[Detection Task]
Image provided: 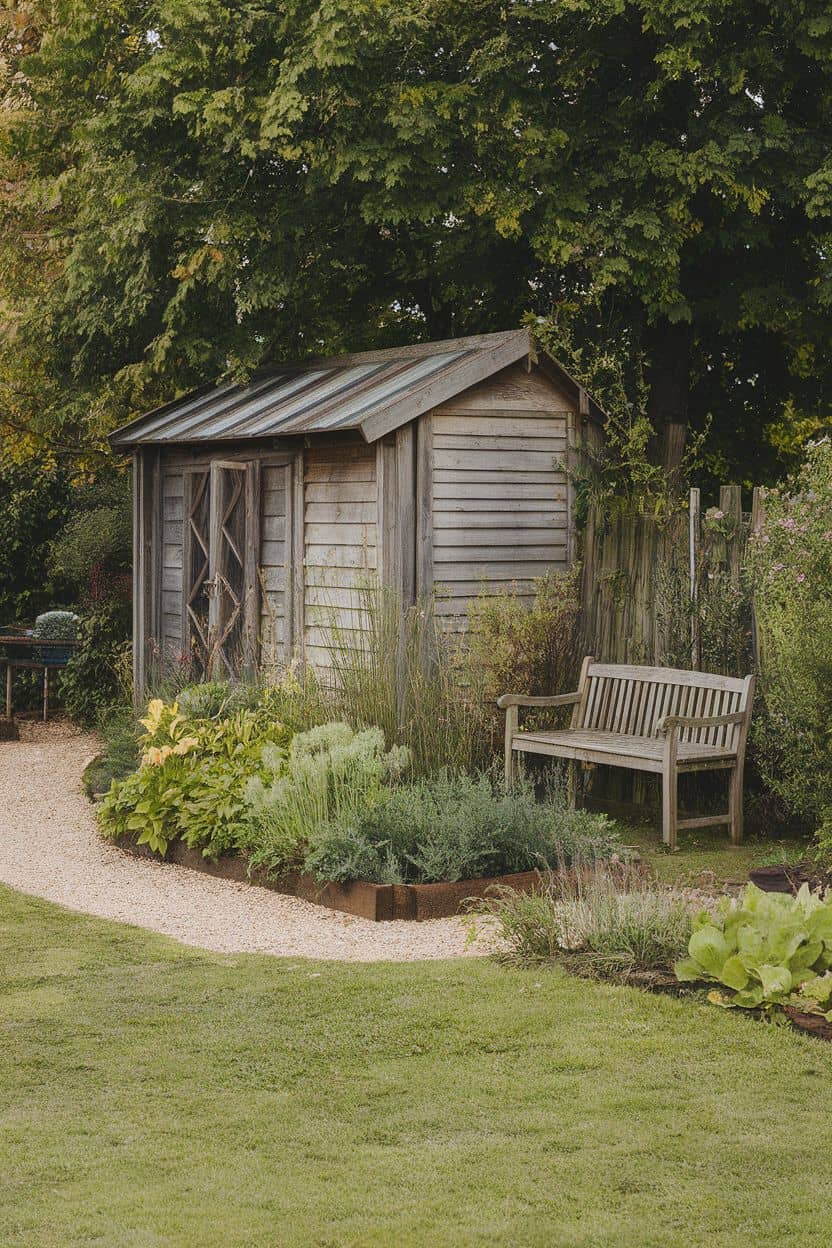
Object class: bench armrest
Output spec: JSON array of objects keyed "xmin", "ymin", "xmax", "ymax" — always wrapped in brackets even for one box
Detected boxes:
[
  {"xmin": 497, "ymin": 691, "xmax": 580, "ymax": 710},
  {"xmin": 657, "ymin": 712, "xmax": 746, "ymax": 735}
]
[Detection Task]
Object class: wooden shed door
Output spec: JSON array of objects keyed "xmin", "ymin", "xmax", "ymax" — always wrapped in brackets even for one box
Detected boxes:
[
  {"xmin": 184, "ymin": 461, "xmax": 260, "ymax": 679},
  {"xmin": 207, "ymin": 460, "xmax": 260, "ymax": 677}
]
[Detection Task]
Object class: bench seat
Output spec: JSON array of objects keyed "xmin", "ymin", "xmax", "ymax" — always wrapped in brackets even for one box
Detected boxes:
[
  {"xmin": 498, "ymin": 658, "xmax": 755, "ymax": 850},
  {"xmin": 511, "ymin": 729, "xmax": 738, "ymax": 773}
]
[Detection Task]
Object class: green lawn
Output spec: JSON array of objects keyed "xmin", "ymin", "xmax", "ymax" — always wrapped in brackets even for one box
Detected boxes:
[
  {"xmin": 618, "ymin": 821, "xmax": 808, "ymax": 888},
  {"xmin": 2, "ymin": 885, "xmax": 830, "ymax": 1248}
]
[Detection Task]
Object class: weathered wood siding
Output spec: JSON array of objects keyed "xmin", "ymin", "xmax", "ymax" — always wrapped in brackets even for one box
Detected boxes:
[
  {"xmin": 160, "ymin": 463, "xmax": 185, "ymax": 658},
  {"xmin": 259, "ymin": 463, "xmax": 289, "ymax": 666},
  {"xmin": 303, "ymin": 443, "xmax": 378, "ymax": 667},
  {"xmin": 428, "ymin": 364, "xmax": 573, "ymax": 618}
]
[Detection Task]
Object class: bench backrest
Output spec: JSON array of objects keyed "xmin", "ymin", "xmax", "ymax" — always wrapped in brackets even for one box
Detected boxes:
[{"xmin": 576, "ymin": 662, "xmax": 752, "ymax": 751}]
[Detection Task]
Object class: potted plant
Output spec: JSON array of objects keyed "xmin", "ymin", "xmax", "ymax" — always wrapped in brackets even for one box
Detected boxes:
[{"xmin": 31, "ymin": 611, "xmax": 79, "ymax": 665}]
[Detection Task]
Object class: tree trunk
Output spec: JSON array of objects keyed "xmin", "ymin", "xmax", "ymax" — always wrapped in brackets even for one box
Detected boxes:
[{"xmin": 645, "ymin": 319, "xmax": 692, "ymax": 476}]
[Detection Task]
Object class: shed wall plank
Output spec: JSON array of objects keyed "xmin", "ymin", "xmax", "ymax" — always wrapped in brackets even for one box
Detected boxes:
[{"xmin": 303, "ymin": 443, "xmax": 378, "ymax": 668}]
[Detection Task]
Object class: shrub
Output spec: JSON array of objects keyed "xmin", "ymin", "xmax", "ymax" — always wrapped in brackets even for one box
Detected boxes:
[
  {"xmin": 31, "ymin": 610, "xmax": 79, "ymax": 641},
  {"xmin": 746, "ymin": 438, "xmax": 832, "ymax": 846},
  {"xmin": 241, "ymin": 722, "xmax": 409, "ymax": 877},
  {"xmin": 61, "ymin": 601, "xmax": 132, "ymax": 726},
  {"xmin": 675, "ymin": 882, "xmax": 832, "ymax": 1016},
  {"xmin": 47, "ymin": 480, "xmax": 131, "ymax": 604},
  {"xmin": 304, "ymin": 772, "xmax": 618, "ymax": 885},
  {"xmin": 465, "ymin": 567, "xmax": 581, "ymax": 712},
  {"xmin": 483, "ymin": 861, "xmax": 695, "ymax": 978},
  {"xmin": 82, "ymin": 703, "xmax": 140, "ymax": 797},
  {"xmin": 0, "ymin": 455, "xmax": 72, "ymax": 623},
  {"xmin": 99, "ymin": 697, "xmax": 291, "ymax": 857}
]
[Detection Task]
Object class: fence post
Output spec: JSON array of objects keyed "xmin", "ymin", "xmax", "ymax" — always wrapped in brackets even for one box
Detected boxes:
[
  {"xmin": 689, "ymin": 487, "xmax": 701, "ymax": 669},
  {"xmin": 750, "ymin": 486, "xmax": 765, "ymax": 667}
]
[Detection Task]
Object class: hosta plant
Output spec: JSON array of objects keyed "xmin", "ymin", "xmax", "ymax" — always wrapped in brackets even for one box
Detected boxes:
[
  {"xmin": 675, "ymin": 882, "xmax": 832, "ymax": 1017},
  {"xmin": 99, "ymin": 697, "xmax": 290, "ymax": 857}
]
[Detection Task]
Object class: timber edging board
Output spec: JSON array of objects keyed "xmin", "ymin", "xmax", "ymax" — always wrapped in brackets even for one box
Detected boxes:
[{"xmin": 114, "ymin": 835, "xmax": 543, "ymax": 921}]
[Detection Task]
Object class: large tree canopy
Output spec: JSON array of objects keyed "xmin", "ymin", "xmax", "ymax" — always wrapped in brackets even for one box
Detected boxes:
[{"xmin": 2, "ymin": 0, "xmax": 832, "ymax": 481}]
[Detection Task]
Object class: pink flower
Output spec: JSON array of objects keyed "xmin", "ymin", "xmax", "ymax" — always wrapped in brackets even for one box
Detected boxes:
[{"xmin": 796, "ymin": 573, "xmax": 806, "ymax": 583}]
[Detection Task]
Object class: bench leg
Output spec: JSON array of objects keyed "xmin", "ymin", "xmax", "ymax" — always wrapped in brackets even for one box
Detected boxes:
[
  {"xmin": 728, "ymin": 762, "xmax": 744, "ymax": 845},
  {"xmin": 504, "ymin": 705, "xmax": 518, "ymax": 790},
  {"xmin": 661, "ymin": 731, "xmax": 679, "ymax": 851},
  {"xmin": 662, "ymin": 767, "xmax": 678, "ymax": 851},
  {"xmin": 5, "ymin": 661, "xmax": 11, "ymax": 720}
]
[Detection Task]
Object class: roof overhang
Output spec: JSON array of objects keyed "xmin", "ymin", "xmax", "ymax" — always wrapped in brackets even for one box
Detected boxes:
[{"xmin": 109, "ymin": 327, "xmax": 605, "ymax": 451}]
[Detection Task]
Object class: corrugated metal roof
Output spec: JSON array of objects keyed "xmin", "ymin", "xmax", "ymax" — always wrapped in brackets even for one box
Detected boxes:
[{"xmin": 109, "ymin": 328, "xmax": 602, "ymax": 448}]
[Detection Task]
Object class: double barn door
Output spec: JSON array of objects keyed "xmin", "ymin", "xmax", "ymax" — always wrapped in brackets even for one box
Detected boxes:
[{"xmin": 184, "ymin": 460, "xmax": 260, "ymax": 678}]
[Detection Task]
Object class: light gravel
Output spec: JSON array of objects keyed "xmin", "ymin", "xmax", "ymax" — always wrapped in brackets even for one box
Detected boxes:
[{"xmin": 0, "ymin": 720, "xmax": 495, "ymax": 962}]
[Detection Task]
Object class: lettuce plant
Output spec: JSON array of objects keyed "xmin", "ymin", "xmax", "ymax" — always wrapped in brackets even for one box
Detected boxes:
[{"xmin": 675, "ymin": 882, "xmax": 832, "ymax": 1016}]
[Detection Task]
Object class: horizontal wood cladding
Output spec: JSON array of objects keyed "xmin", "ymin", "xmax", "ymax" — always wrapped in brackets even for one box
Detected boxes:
[
  {"xmin": 303, "ymin": 443, "xmax": 378, "ymax": 667},
  {"xmin": 432, "ymin": 361, "xmax": 574, "ymax": 413},
  {"xmin": 430, "ymin": 410, "xmax": 569, "ymax": 612}
]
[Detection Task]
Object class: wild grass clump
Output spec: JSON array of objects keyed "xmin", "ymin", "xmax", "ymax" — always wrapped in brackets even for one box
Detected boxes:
[
  {"xmin": 484, "ymin": 861, "xmax": 697, "ymax": 981},
  {"xmin": 304, "ymin": 773, "xmax": 618, "ymax": 885}
]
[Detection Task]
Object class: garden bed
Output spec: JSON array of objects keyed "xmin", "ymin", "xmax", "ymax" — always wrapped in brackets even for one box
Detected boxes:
[
  {"xmin": 747, "ymin": 863, "xmax": 823, "ymax": 894},
  {"xmin": 115, "ymin": 835, "xmax": 543, "ymax": 921}
]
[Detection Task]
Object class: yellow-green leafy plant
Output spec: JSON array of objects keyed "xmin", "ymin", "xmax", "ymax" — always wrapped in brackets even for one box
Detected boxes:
[
  {"xmin": 98, "ymin": 698, "xmax": 290, "ymax": 857},
  {"xmin": 675, "ymin": 883, "xmax": 832, "ymax": 1016}
]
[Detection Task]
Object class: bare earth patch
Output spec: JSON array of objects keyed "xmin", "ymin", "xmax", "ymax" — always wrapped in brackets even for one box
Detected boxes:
[{"xmin": 0, "ymin": 720, "xmax": 494, "ymax": 961}]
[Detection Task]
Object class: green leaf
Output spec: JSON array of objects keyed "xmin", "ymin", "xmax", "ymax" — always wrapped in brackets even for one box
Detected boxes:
[
  {"xmin": 758, "ymin": 964, "xmax": 792, "ymax": 999},
  {"xmin": 688, "ymin": 925, "xmax": 731, "ymax": 977}
]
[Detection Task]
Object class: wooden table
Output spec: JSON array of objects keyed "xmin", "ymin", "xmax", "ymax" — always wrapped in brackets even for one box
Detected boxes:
[{"xmin": 0, "ymin": 635, "xmax": 81, "ymax": 721}]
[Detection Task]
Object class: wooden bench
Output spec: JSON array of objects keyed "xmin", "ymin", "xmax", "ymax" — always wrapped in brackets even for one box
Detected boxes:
[{"xmin": 497, "ymin": 658, "xmax": 755, "ymax": 851}]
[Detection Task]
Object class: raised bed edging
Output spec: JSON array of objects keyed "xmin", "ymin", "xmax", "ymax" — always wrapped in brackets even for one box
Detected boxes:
[{"xmin": 114, "ymin": 835, "xmax": 543, "ymax": 921}]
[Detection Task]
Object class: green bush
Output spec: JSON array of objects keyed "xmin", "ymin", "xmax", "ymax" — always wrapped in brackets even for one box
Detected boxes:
[
  {"xmin": 480, "ymin": 860, "xmax": 694, "ymax": 976},
  {"xmin": 465, "ymin": 568, "xmax": 581, "ymax": 711},
  {"xmin": 32, "ymin": 610, "xmax": 79, "ymax": 641},
  {"xmin": 241, "ymin": 722, "xmax": 409, "ymax": 877},
  {"xmin": 82, "ymin": 703, "xmax": 141, "ymax": 797},
  {"xmin": 47, "ymin": 476, "xmax": 131, "ymax": 604},
  {"xmin": 304, "ymin": 772, "xmax": 618, "ymax": 885},
  {"xmin": 747, "ymin": 438, "xmax": 832, "ymax": 847},
  {"xmin": 676, "ymin": 882, "xmax": 832, "ymax": 1018},
  {"xmin": 61, "ymin": 602, "xmax": 132, "ymax": 726},
  {"xmin": 99, "ymin": 697, "xmax": 291, "ymax": 857},
  {"xmin": 0, "ymin": 456, "xmax": 72, "ymax": 623}
]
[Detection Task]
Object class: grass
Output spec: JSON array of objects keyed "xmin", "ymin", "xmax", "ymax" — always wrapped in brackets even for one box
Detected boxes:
[
  {"xmin": 2, "ymin": 886, "xmax": 832, "ymax": 1246},
  {"xmin": 618, "ymin": 820, "xmax": 810, "ymax": 887}
]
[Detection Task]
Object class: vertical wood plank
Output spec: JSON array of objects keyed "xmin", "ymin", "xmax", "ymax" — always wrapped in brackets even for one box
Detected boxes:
[
  {"xmin": 396, "ymin": 423, "xmax": 416, "ymax": 609},
  {"xmin": 415, "ymin": 413, "xmax": 434, "ymax": 599},
  {"xmin": 291, "ymin": 450, "xmax": 305, "ymax": 663},
  {"xmin": 132, "ymin": 451, "xmax": 144, "ymax": 709},
  {"xmin": 243, "ymin": 459, "xmax": 261, "ymax": 676},
  {"xmin": 282, "ymin": 463, "xmax": 294, "ymax": 660}
]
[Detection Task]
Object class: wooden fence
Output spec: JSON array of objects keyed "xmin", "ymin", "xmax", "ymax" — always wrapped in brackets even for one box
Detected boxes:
[{"xmin": 581, "ymin": 484, "xmax": 764, "ymax": 671}]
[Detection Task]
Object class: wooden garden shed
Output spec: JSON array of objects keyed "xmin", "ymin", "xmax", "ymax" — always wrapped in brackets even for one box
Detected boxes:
[{"xmin": 110, "ymin": 328, "xmax": 604, "ymax": 697}]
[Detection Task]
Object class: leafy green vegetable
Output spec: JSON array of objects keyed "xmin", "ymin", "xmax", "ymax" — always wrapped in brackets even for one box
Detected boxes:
[{"xmin": 676, "ymin": 883, "xmax": 832, "ymax": 1017}]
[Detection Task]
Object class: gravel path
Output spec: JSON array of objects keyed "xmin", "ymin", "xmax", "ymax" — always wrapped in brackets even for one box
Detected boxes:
[{"xmin": 0, "ymin": 721, "xmax": 494, "ymax": 961}]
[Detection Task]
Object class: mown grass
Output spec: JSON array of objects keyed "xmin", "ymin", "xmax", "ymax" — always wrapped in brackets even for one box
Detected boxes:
[
  {"xmin": 619, "ymin": 820, "xmax": 809, "ymax": 887},
  {"xmin": 2, "ymin": 884, "xmax": 831, "ymax": 1248}
]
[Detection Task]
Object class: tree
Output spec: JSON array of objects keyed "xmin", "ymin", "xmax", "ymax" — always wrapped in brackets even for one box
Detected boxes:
[{"xmin": 2, "ymin": 0, "xmax": 832, "ymax": 481}]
